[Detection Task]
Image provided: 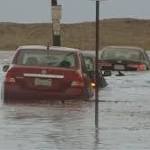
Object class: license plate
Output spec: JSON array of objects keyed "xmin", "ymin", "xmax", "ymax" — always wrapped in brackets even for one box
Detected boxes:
[
  {"xmin": 114, "ymin": 64, "xmax": 125, "ymax": 70},
  {"xmin": 34, "ymin": 78, "xmax": 52, "ymax": 86}
]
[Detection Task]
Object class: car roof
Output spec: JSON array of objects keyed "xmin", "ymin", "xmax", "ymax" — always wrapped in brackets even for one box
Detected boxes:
[
  {"xmin": 101, "ymin": 45, "xmax": 144, "ymax": 52},
  {"xmin": 18, "ymin": 45, "xmax": 47, "ymax": 50},
  {"xmin": 51, "ymin": 46, "xmax": 80, "ymax": 52},
  {"xmin": 17, "ymin": 45, "xmax": 80, "ymax": 52}
]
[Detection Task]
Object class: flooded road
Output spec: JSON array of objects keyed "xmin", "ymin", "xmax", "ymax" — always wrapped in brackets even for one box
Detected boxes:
[{"xmin": 0, "ymin": 51, "xmax": 150, "ymax": 150}]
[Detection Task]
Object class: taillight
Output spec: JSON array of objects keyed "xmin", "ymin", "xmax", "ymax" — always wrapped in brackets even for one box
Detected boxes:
[
  {"xmin": 137, "ymin": 64, "xmax": 146, "ymax": 71},
  {"xmin": 5, "ymin": 72, "xmax": 16, "ymax": 83},
  {"xmin": 71, "ymin": 70, "xmax": 84, "ymax": 87},
  {"xmin": 128, "ymin": 64, "xmax": 146, "ymax": 71}
]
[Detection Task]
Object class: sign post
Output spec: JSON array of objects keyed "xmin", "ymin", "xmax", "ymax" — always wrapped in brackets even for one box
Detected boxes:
[
  {"xmin": 95, "ymin": 0, "xmax": 100, "ymax": 129},
  {"xmin": 51, "ymin": 0, "xmax": 62, "ymax": 46}
]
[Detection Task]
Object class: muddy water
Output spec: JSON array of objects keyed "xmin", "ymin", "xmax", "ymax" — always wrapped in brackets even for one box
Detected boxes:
[{"xmin": 0, "ymin": 51, "xmax": 150, "ymax": 150}]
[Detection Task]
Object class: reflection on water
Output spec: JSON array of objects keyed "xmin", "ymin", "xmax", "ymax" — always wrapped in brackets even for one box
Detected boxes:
[{"xmin": 0, "ymin": 102, "xmax": 98, "ymax": 150}]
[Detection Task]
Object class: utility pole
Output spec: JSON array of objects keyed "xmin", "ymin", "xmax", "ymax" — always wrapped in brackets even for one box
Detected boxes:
[
  {"xmin": 95, "ymin": 0, "xmax": 100, "ymax": 129},
  {"xmin": 51, "ymin": 0, "xmax": 62, "ymax": 46},
  {"xmin": 52, "ymin": 0, "xmax": 57, "ymax": 6}
]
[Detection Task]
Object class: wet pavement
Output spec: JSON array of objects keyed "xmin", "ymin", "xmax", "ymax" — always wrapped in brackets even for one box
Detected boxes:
[{"xmin": 0, "ymin": 51, "xmax": 150, "ymax": 150}]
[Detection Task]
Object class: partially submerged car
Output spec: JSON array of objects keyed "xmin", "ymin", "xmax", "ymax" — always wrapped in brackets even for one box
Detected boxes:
[
  {"xmin": 2, "ymin": 45, "xmax": 94, "ymax": 103},
  {"xmin": 82, "ymin": 50, "xmax": 108, "ymax": 88},
  {"xmin": 99, "ymin": 46, "xmax": 150, "ymax": 71}
]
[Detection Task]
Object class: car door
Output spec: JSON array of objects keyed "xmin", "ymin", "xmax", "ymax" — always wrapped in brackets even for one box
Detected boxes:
[
  {"xmin": 80, "ymin": 53, "xmax": 93, "ymax": 97},
  {"xmin": 143, "ymin": 51, "xmax": 150, "ymax": 69}
]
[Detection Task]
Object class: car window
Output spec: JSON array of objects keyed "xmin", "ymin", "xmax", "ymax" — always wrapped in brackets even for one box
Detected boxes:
[
  {"xmin": 84, "ymin": 56, "xmax": 94, "ymax": 71},
  {"xmin": 144, "ymin": 51, "xmax": 150, "ymax": 62},
  {"xmin": 101, "ymin": 48, "xmax": 142, "ymax": 61},
  {"xmin": 80, "ymin": 54, "xmax": 88, "ymax": 73},
  {"xmin": 14, "ymin": 49, "xmax": 78, "ymax": 68}
]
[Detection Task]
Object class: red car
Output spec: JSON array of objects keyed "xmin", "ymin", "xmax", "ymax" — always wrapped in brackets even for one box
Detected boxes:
[{"xmin": 2, "ymin": 45, "xmax": 94, "ymax": 103}]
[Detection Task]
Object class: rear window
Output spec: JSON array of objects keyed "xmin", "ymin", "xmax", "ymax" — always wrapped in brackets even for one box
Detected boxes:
[
  {"xmin": 13, "ymin": 49, "xmax": 78, "ymax": 68},
  {"xmin": 101, "ymin": 48, "xmax": 143, "ymax": 61}
]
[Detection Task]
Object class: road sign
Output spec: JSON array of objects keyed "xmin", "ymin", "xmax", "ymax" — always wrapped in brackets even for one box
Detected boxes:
[
  {"xmin": 53, "ymin": 23, "xmax": 61, "ymax": 35},
  {"xmin": 52, "ymin": 5, "xmax": 62, "ymax": 20}
]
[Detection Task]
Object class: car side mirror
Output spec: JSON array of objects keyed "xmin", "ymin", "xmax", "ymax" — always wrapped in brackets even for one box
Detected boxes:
[
  {"xmin": 102, "ymin": 70, "xmax": 112, "ymax": 76},
  {"xmin": 2, "ymin": 65, "xmax": 9, "ymax": 72}
]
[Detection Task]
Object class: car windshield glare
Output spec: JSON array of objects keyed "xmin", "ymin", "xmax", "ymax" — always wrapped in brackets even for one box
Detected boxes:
[
  {"xmin": 101, "ymin": 48, "xmax": 142, "ymax": 61},
  {"xmin": 15, "ymin": 49, "xmax": 77, "ymax": 68}
]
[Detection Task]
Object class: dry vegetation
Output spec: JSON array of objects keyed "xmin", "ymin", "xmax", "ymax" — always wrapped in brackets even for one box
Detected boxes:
[{"xmin": 0, "ymin": 18, "xmax": 150, "ymax": 50}]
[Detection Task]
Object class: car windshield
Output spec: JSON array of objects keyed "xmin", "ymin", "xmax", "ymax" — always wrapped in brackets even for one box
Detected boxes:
[
  {"xmin": 101, "ymin": 48, "xmax": 142, "ymax": 61},
  {"xmin": 15, "ymin": 49, "xmax": 78, "ymax": 68}
]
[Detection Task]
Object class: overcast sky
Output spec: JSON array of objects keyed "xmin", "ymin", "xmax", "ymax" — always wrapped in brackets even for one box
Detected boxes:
[{"xmin": 0, "ymin": 0, "xmax": 150, "ymax": 23}]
